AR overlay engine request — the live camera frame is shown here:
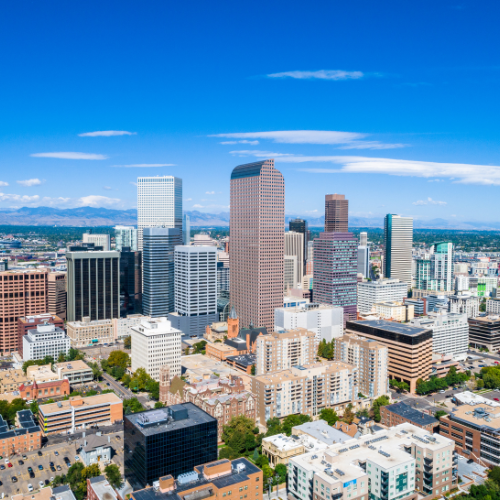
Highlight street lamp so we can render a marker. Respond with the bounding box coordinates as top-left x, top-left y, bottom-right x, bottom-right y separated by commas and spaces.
268, 478, 273, 500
